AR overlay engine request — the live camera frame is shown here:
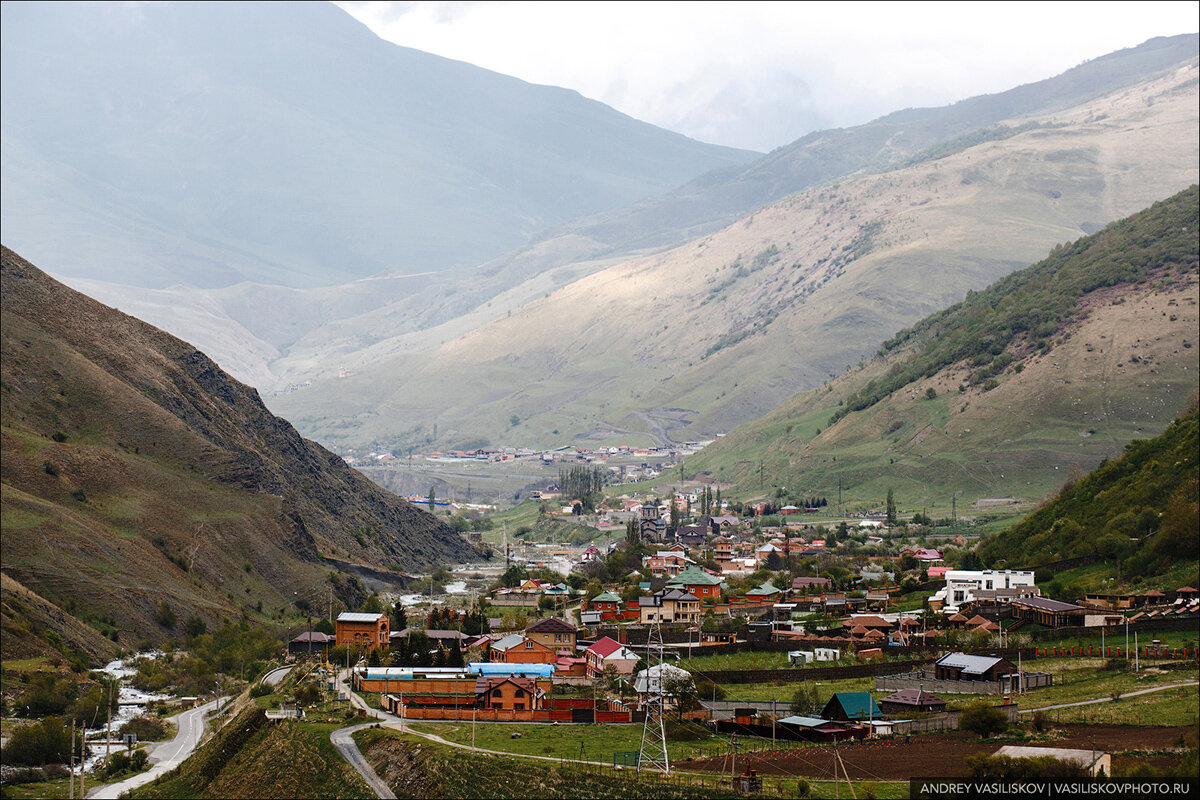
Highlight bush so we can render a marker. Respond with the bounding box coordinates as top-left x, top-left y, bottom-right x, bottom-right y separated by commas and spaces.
119, 715, 168, 742
249, 684, 273, 699
1, 717, 79, 765
665, 720, 712, 741
1031, 711, 1049, 732
959, 702, 1009, 738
